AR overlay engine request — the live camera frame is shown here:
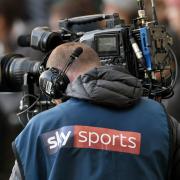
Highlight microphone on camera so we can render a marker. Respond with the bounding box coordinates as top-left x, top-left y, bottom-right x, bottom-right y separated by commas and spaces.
63, 47, 83, 73
17, 35, 31, 47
